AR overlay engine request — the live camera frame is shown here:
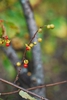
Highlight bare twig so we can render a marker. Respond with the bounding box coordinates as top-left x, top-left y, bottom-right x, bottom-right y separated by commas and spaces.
0, 78, 47, 100
0, 78, 67, 98
1, 89, 20, 95
28, 80, 67, 91
14, 26, 44, 83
